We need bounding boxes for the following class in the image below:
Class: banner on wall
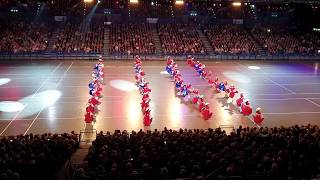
[54,16,67,22]
[233,19,243,25]
[146,18,158,24]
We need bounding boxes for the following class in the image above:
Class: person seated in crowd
[158,24,206,55]
[109,23,156,55]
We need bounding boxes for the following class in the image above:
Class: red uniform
[141,101,149,112]
[143,85,151,94]
[202,108,213,120]
[142,93,149,100]
[86,104,94,113]
[135,56,142,65]
[201,70,207,79]
[199,99,206,112]
[228,87,238,99]
[241,102,253,116]
[94,90,102,98]
[236,94,244,106]
[143,111,152,126]
[253,111,264,124]
[192,97,199,104]
[187,58,194,66]
[84,112,93,123]
[89,97,100,106]
[167,58,173,66]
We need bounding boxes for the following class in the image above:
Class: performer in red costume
[89,96,101,106]
[199,98,205,112]
[186,55,194,66]
[191,89,200,104]
[228,86,238,101]
[253,107,264,124]
[167,56,173,66]
[135,55,142,65]
[84,112,94,123]
[201,70,208,79]
[86,103,94,114]
[143,84,152,94]
[236,93,244,107]
[241,100,253,116]
[141,100,150,113]
[201,103,213,120]
[143,109,152,126]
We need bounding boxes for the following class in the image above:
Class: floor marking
[264,112,320,115]
[0,62,63,136]
[305,98,320,108]
[23,62,73,135]
[55,62,74,88]
[263,75,297,95]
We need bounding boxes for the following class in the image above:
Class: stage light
[175,0,184,5]
[0,78,11,86]
[151,1,154,6]
[110,80,138,92]
[130,0,138,4]
[248,66,260,70]
[18,90,62,118]
[84,0,93,3]
[98,0,101,3]
[0,90,61,120]
[0,101,24,113]
[232,2,241,7]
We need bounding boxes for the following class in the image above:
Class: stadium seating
[204,24,258,54]
[109,23,156,55]
[158,24,206,55]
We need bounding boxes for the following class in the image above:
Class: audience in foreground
[75,125,320,180]
[0,132,78,180]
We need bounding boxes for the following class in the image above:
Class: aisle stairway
[103,27,110,56]
[244,27,266,55]
[196,28,215,55]
[45,26,60,53]
[151,27,163,54]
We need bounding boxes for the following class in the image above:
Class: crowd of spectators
[0,21,51,53]
[0,132,79,180]
[250,26,320,55]
[251,26,300,54]
[109,23,156,55]
[0,19,319,56]
[158,24,206,54]
[53,22,103,54]
[204,24,258,54]
[294,31,320,55]
[75,125,320,180]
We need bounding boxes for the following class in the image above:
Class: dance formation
[186,55,264,125]
[84,55,264,127]
[134,55,153,126]
[84,58,105,124]
[166,56,213,120]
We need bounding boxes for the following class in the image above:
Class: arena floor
[0,60,319,136]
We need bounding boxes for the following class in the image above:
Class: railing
[0,52,319,61]
[79,129,97,145]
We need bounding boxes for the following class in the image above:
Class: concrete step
[152,28,163,54]
[196,28,215,55]
[244,27,266,55]
[45,27,60,53]
[104,27,110,56]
